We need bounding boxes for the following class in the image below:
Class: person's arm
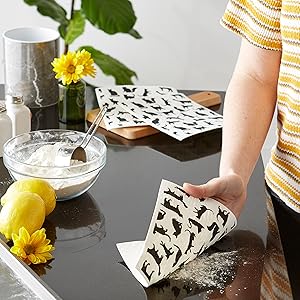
[184,39,281,217]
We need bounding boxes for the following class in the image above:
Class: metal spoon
[55,104,108,166]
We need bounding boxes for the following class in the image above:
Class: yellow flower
[10,227,55,265]
[51,50,96,85]
[76,49,96,78]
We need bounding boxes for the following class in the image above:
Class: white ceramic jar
[5,95,31,137]
[0,104,12,157]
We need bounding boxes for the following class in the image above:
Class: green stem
[70,0,76,19]
[64,44,69,54]
[58,80,86,124]
[64,0,76,54]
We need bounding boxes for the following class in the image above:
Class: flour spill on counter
[169,250,239,290]
[0,177,14,192]
[144,248,241,300]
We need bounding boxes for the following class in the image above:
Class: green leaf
[24,0,68,25]
[81,0,137,35]
[128,28,142,39]
[65,10,85,45]
[58,24,67,39]
[79,46,137,85]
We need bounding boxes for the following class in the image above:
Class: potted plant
[23,0,141,85]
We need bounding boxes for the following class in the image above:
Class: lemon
[0,191,46,240]
[1,178,56,216]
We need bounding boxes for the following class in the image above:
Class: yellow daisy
[51,50,96,85]
[51,51,84,85]
[76,49,96,78]
[10,227,55,265]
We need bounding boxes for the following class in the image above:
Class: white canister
[3,27,60,108]
[5,95,31,137]
[0,104,12,157]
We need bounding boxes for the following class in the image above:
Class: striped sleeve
[221,0,282,51]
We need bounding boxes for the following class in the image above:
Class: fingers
[183,175,246,219]
[183,178,224,199]
[183,182,205,198]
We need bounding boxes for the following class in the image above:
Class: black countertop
[0,88,295,299]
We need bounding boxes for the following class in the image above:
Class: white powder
[17,143,98,200]
[145,249,239,300]
[26,143,84,167]
[169,250,238,290]
[0,178,14,190]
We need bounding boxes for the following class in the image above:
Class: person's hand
[183,174,246,218]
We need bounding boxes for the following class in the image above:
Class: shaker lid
[6,94,24,104]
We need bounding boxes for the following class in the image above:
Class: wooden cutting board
[86,91,221,140]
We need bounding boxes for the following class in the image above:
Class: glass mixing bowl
[3,129,107,201]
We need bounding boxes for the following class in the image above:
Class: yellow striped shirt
[221,0,300,212]
[261,193,292,299]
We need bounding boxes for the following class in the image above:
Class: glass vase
[58,80,86,124]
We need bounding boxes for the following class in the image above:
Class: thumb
[183,178,224,199]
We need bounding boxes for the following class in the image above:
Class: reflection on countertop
[46,192,106,254]
[9,192,106,279]
[0,86,296,300]
[98,126,222,162]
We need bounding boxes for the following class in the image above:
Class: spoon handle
[81,104,108,148]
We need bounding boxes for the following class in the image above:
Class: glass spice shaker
[0,103,12,157]
[5,94,31,137]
